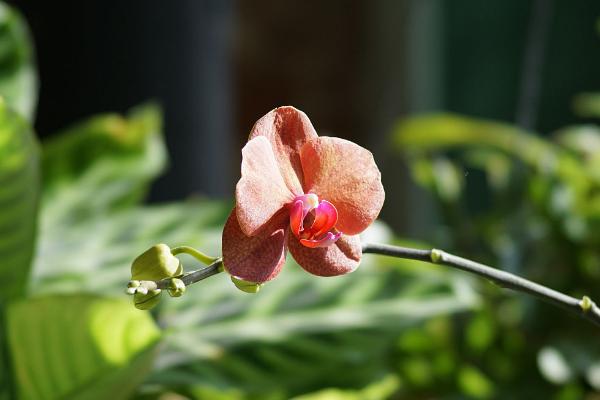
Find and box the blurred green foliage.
[0,2,478,399]
[0,2,36,122]
[393,108,600,397]
[1,1,599,398]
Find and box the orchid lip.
[300,230,342,248]
[289,194,341,248]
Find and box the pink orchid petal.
[289,200,304,237]
[249,106,318,195]
[288,233,362,276]
[236,136,295,236]
[299,230,342,248]
[222,208,288,283]
[300,137,385,235]
[310,200,338,238]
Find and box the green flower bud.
[167,278,186,297]
[231,276,261,294]
[134,290,162,310]
[136,286,148,295]
[131,243,183,281]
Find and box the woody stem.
[362,242,600,328]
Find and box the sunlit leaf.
[31,199,229,296]
[393,113,588,188]
[290,375,400,400]
[7,295,161,400]
[0,2,37,121]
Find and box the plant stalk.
[362,242,600,328]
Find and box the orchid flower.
[222,106,385,283]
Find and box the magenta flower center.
[289,194,342,248]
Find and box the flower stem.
[132,259,223,292]
[362,242,600,328]
[171,246,219,265]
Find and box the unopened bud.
[231,276,261,294]
[136,286,148,295]
[131,244,183,281]
[134,291,162,310]
[168,278,186,297]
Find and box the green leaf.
[392,113,596,236]
[146,239,478,396]
[7,295,161,400]
[393,113,560,172]
[32,190,477,397]
[0,2,37,121]
[0,98,39,301]
[31,199,229,296]
[573,93,600,118]
[290,375,400,400]
[554,125,600,157]
[41,104,166,226]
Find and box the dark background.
[8,0,600,235]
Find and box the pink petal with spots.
[222,208,288,283]
[300,137,385,235]
[236,136,295,236]
[288,233,362,276]
[249,106,318,195]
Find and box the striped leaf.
[0,98,38,301]
[7,295,160,400]
[32,194,478,397]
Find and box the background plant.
[0,3,476,399]
[1,2,599,399]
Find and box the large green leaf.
[393,113,588,187]
[147,247,477,397]
[31,199,229,296]
[7,295,161,400]
[0,2,37,121]
[31,192,478,398]
[0,98,38,301]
